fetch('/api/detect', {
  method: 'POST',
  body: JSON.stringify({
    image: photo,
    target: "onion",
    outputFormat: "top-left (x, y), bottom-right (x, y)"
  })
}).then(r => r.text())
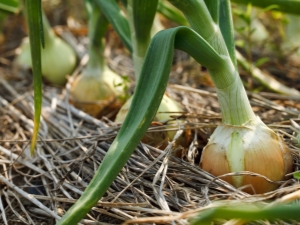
top-left (69, 2), bottom-right (125, 118)
top-left (14, 13), bottom-right (76, 85)
top-left (200, 117), bottom-right (293, 194)
top-left (69, 67), bottom-right (124, 118)
top-left (115, 94), bottom-right (190, 150)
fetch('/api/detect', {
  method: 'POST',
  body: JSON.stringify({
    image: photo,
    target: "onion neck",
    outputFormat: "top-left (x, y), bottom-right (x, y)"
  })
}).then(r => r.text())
top-left (41, 11), bottom-right (56, 46)
top-left (85, 3), bottom-right (108, 79)
top-left (208, 57), bottom-right (256, 125)
top-left (216, 75), bottom-right (256, 125)
top-left (127, 0), bottom-right (152, 82)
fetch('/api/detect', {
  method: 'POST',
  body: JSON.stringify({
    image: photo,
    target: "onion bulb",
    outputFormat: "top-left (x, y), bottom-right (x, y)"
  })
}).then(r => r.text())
top-left (115, 94), bottom-right (190, 150)
top-left (200, 117), bottom-right (293, 194)
top-left (69, 67), bottom-right (124, 118)
top-left (69, 1), bottom-right (127, 118)
top-left (14, 15), bottom-right (76, 86)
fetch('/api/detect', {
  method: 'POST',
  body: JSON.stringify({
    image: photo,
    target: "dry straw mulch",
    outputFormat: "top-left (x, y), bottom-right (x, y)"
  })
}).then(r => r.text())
top-left (0, 60), bottom-right (300, 224)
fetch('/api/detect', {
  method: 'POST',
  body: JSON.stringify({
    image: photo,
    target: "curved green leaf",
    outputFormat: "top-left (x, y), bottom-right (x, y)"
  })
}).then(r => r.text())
top-left (0, 0), bottom-right (19, 13)
top-left (168, 0), bottom-right (215, 41)
top-left (96, 0), bottom-right (132, 52)
top-left (25, 0), bottom-right (43, 155)
top-left (157, 0), bottom-right (188, 26)
top-left (130, 0), bottom-right (158, 42)
top-left (169, 0), bottom-right (229, 57)
top-left (57, 26), bottom-right (223, 225)
top-left (190, 204), bottom-right (300, 225)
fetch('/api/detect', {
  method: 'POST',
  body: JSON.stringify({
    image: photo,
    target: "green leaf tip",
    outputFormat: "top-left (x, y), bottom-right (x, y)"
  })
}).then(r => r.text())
top-left (30, 124), bottom-right (39, 156)
top-left (25, 0), bottom-right (43, 156)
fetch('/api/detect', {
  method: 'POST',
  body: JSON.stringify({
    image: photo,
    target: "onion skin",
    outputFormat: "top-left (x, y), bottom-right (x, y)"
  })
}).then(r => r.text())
top-left (200, 117), bottom-right (293, 194)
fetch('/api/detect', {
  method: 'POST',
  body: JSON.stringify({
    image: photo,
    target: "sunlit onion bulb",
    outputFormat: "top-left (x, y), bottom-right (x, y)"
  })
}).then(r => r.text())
top-left (200, 117), bottom-right (293, 194)
top-left (69, 68), bottom-right (124, 117)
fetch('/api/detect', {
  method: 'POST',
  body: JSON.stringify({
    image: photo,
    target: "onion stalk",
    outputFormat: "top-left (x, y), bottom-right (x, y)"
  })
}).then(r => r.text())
top-left (14, 11), bottom-right (76, 86)
top-left (169, 0), bottom-right (293, 194)
top-left (69, 0), bottom-right (124, 118)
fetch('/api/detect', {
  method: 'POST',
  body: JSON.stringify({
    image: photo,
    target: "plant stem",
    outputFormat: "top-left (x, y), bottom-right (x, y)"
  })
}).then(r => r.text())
top-left (190, 204), bottom-right (300, 224)
top-left (214, 71), bottom-right (256, 124)
top-left (84, 0), bottom-right (108, 77)
top-left (127, 2), bottom-right (148, 79)
top-left (41, 11), bottom-right (55, 46)
top-left (127, 0), bottom-right (158, 81)
top-left (169, 0), bottom-right (255, 125)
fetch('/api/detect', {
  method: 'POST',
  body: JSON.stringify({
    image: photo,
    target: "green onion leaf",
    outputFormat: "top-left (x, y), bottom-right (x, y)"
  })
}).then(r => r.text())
top-left (219, 0), bottom-right (237, 68)
top-left (127, 0), bottom-right (158, 79)
top-left (0, 0), bottom-right (19, 13)
top-left (130, 0), bottom-right (158, 42)
top-left (204, 0), bottom-right (220, 24)
top-left (157, 0), bottom-right (188, 26)
top-left (25, 0), bottom-right (43, 155)
top-left (190, 204), bottom-right (300, 224)
top-left (96, 0), bottom-right (132, 52)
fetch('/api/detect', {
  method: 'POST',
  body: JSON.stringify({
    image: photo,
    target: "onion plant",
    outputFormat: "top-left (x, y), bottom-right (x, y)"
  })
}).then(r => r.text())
top-left (69, 0), bottom-right (124, 118)
top-left (95, 0), bottom-right (186, 146)
top-left (114, 0), bottom-right (185, 146)
top-left (169, 0), bottom-right (293, 194)
top-left (14, 8), bottom-right (76, 86)
top-left (57, 0), bottom-right (294, 224)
